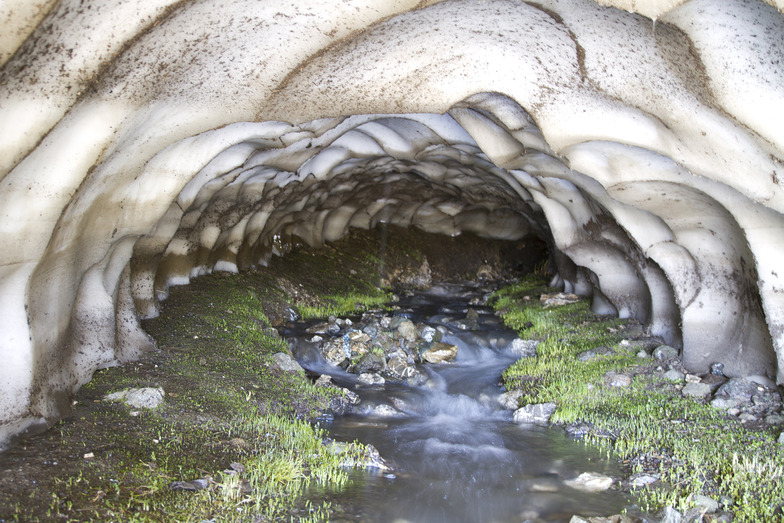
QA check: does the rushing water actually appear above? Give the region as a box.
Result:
[285,282,629,523]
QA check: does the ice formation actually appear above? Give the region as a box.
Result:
[0,0,783,445]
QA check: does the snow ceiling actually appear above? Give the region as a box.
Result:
[0,0,783,445]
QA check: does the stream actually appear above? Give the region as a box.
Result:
[283,281,629,522]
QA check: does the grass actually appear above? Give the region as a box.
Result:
[491,276,784,521]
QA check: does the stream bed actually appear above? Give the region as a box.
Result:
[283,281,630,522]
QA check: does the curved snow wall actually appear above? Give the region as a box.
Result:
[1,0,783,446]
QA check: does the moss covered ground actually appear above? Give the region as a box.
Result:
[492,277,784,522]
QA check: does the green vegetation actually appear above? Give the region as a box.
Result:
[492,276,784,521]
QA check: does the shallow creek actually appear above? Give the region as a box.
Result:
[283,282,628,522]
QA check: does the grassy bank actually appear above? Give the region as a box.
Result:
[492,277,784,521]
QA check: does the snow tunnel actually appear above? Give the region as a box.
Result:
[0,0,783,447]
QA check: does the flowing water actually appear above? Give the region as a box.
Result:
[285,282,629,522]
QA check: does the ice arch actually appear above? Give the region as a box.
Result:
[0,0,783,446]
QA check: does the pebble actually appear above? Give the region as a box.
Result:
[513,403,557,424]
[681,382,713,398]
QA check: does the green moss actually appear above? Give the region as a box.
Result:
[492,278,784,521]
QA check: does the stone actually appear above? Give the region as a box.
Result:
[564,472,613,492]
[421,342,458,363]
[419,324,440,343]
[710,362,725,376]
[715,378,764,403]
[105,387,165,409]
[396,320,418,342]
[578,346,612,362]
[629,473,658,487]
[355,352,385,374]
[778,432,784,444]
[271,352,304,374]
[358,373,385,385]
[371,404,400,417]
[513,403,557,424]
[693,494,719,514]
[682,382,713,398]
[662,369,685,382]
[604,371,632,388]
[508,338,538,358]
[326,441,392,472]
[540,292,580,308]
[171,478,209,491]
[765,414,784,425]
[710,397,739,410]
[739,413,757,422]
[498,389,524,410]
[653,345,679,361]
[659,506,682,523]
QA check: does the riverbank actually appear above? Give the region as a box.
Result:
[0,227,781,522]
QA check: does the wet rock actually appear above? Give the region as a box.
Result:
[540,292,580,308]
[355,352,385,374]
[371,404,401,417]
[498,390,524,410]
[508,338,538,358]
[385,355,417,379]
[419,324,440,343]
[358,373,385,386]
[326,441,392,472]
[272,352,304,374]
[322,338,349,366]
[513,403,556,424]
[564,472,613,492]
[421,342,458,363]
[710,362,725,376]
[715,378,766,403]
[681,382,713,398]
[604,371,631,388]
[105,387,165,409]
[396,320,418,343]
[171,478,209,491]
[653,345,679,361]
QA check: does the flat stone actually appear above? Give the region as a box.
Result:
[765,414,784,425]
[508,338,538,358]
[421,342,458,363]
[604,371,632,388]
[653,345,679,361]
[710,397,739,410]
[105,387,165,409]
[272,352,304,374]
[358,373,385,385]
[564,472,613,492]
[630,473,659,487]
[693,494,719,514]
[498,389,524,410]
[662,369,685,382]
[540,292,580,308]
[681,382,713,398]
[513,402,557,424]
[715,378,764,402]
